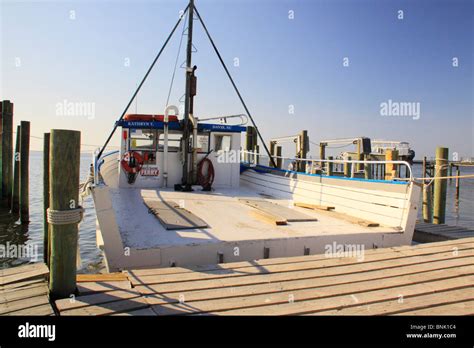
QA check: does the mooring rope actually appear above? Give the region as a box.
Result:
[47,207,84,225]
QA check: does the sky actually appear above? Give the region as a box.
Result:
[1,0,473,160]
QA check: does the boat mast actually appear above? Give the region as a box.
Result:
[181,0,195,190]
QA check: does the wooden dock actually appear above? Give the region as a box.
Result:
[0,263,54,315]
[54,238,474,316]
[414,222,474,243]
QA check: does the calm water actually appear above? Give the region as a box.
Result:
[0,152,472,271]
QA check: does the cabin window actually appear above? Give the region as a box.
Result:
[190,133,210,153]
[214,134,231,152]
[157,132,181,152]
[129,129,157,151]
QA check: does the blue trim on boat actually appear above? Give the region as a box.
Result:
[240,162,408,185]
[117,120,245,133]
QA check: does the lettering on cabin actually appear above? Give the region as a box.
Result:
[140,168,160,176]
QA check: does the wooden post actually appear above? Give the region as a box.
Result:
[422,157,432,222]
[344,156,352,177]
[455,166,460,201]
[433,147,448,225]
[254,144,259,165]
[245,126,257,162]
[299,130,308,172]
[319,143,326,169]
[356,140,362,172]
[1,101,13,207]
[364,154,372,179]
[19,121,30,223]
[11,125,21,216]
[449,163,453,183]
[327,156,333,176]
[384,149,398,180]
[49,129,81,298]
[43,133,51,265]
[276,146,282,169]
[269,141,275,167]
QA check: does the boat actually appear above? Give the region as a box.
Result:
[89,0,421,272]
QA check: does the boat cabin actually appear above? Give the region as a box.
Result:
[116,112,245,189]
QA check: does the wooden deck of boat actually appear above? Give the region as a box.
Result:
[414,222,474,243]
[55,238,474,316]
[0,263,54,316]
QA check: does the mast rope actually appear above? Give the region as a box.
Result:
[194,5,277,168]
[166,10,189,107]
[96,4,190,160]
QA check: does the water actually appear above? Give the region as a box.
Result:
[0,153,472,271]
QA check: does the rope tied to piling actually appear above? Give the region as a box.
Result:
[47,206,84,225]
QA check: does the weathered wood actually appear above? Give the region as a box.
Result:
[316,287,474,315]
[76,273,129,282]
[294,202,335,211]
[137,258,472,307]
[143,199,208,230]
[0,263,49,286]
[414,222,474,242]
[43,133,50,265]
[312,208,379,227]
[77,281,132,295]
[384,149,398,180]
[298,130,308,172]
[111,307,157,316]
[276,145,282,169]
[6,303,54,316]
[433,147,448,224]
[127,248,473,290]
[11,125,21,215]
[239,199,317,222]
[153,272,474,315]
[364,154,371,179]
[327,156,333,176]
[1,100,13,206]
[49,129,81,298]
[59,296,149,316]
[56,289,142,312]
[249,209,287,226]
[395,300,474,315]
[126,238,473,278]
[19,121,30,223]
[343,156,351,177]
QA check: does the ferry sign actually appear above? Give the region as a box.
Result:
[140,168,160,176]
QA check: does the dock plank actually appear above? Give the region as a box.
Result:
[414,222,474,242]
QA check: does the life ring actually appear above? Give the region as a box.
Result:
[121,151,144,174]
[124,114,179,122]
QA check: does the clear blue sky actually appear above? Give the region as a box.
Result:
[1,0,472,159]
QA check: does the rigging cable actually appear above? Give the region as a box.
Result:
[165,10,189,107]
[194,5,277,168]
[96,4,190,160]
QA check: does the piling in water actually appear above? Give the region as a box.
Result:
[11,125,21,216]
[20,121,30,223]
[433,147,448,224]
[43,133,51,265]
[1,100,13,207]
[48,129,81,298]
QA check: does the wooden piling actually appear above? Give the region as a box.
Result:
[455,166,460,201]
[254,144,259,165]
[49,129,81,298]
[19,121,30,223]
[245,126,256,162]
[276,146,282,169]
[11,125,21,216]
[384,149,398,180]
[344,156,351,177]
[422,156,432,223]
[298,130,308,172]
[269,141,275,167]
[1,100,13,207]
[319,143,326,169]
[327,156,333,176]
[364,154,372,179]
[433,147,448,225]
[43,133,50,265]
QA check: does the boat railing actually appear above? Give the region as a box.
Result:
[240,150,413,181]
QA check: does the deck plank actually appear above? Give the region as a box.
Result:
[136,259,473,304]
[127,245,474,288]
[143,199,208,230]
[239,199,318,222]
[314,288,474,315]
